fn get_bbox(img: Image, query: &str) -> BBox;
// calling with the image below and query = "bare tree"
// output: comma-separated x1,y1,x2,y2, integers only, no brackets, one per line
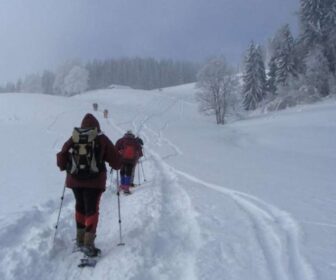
196,58,238,124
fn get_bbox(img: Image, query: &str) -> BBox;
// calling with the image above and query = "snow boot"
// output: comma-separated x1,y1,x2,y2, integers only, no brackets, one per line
120,185,131,194
76,228,85,247
83,232,101,257
120,175,126,185
119,176,131,193
123,176,132,194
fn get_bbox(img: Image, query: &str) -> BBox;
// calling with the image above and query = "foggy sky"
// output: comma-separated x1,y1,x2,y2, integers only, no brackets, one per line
0,0,299,84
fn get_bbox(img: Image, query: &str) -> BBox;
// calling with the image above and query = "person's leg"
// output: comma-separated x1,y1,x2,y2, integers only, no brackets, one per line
82,188,103,256
120,163,126,186
72,188,86,247
130,162,136,186
83,188,103,233
122,163,133,193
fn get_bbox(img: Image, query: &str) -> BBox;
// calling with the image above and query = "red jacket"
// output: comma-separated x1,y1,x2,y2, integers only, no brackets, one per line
57,114,122,191
115,133,143,164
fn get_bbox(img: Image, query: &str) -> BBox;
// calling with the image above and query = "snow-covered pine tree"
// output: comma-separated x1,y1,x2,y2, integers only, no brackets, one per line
274,25,298,87
4,82,16,93
15,79,22,92
242,42,267,110
300,0,324,45
41,70,55,95
325,0,336,74
300,0,336,74
21,74,42,93
267,56,277,96
305,47,330,96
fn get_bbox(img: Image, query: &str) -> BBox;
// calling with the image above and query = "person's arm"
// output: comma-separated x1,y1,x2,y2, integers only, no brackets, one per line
103,136,122,170
115,139,123,153
56,137,72,171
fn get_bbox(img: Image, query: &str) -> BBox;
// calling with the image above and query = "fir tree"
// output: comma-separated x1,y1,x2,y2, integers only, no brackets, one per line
41,70,55,94
274,25,298,86
267,56,277,96
305,47,330,96
300,0,336,74
242,42,267,110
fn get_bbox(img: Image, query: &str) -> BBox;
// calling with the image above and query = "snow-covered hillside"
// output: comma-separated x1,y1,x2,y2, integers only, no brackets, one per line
0,84,335,280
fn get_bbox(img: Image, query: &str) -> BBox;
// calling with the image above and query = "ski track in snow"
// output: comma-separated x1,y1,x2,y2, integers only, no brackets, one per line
175,170,315,280
130,98,316,280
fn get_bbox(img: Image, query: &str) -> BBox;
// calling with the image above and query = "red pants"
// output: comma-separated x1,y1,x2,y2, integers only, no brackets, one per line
72,188,102,233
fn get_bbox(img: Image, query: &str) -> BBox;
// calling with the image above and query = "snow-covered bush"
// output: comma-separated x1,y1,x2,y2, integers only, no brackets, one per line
263,76,321,112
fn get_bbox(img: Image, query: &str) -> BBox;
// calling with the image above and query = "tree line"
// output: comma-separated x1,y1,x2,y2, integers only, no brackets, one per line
0,57,199,95
197,0,336,124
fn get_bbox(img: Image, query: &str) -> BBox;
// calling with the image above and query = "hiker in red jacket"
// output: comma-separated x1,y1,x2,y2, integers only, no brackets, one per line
57,113,122,257
115,130,143,194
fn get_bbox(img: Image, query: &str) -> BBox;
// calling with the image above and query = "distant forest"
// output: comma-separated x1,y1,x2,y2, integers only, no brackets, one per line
86,58,199,90
0,57,199,95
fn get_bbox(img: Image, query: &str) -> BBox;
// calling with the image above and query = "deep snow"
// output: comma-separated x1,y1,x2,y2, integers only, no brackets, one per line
0,84,335,280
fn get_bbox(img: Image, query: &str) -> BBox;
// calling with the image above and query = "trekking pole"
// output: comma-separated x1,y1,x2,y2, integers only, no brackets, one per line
53,185,66,245
116,171,125,246
109,169,117,197
109,169,114,189
137,161,141,185
140,160,147,182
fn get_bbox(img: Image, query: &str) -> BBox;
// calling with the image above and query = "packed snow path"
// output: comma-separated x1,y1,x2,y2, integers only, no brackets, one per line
0,87,335,279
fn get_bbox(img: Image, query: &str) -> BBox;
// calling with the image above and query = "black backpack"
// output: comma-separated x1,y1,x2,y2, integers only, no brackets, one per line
67,127,104,179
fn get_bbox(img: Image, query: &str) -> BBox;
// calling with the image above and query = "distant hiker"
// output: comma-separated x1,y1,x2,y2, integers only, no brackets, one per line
116,130,143,194
93,103,98,111
56,113,122,257
103,109,108,119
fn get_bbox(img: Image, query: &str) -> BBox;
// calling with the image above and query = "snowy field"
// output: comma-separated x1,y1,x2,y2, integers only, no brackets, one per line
0,84,335,280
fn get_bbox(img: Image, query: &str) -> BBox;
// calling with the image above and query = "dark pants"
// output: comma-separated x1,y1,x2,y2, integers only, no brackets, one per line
120,162,134,177
120,162,136,186
72,188,102,233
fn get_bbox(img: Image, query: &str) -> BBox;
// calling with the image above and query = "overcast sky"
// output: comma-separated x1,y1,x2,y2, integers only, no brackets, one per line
0,0,299,84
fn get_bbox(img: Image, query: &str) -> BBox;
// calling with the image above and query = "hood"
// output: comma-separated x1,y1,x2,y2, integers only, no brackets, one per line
81,113,101,132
